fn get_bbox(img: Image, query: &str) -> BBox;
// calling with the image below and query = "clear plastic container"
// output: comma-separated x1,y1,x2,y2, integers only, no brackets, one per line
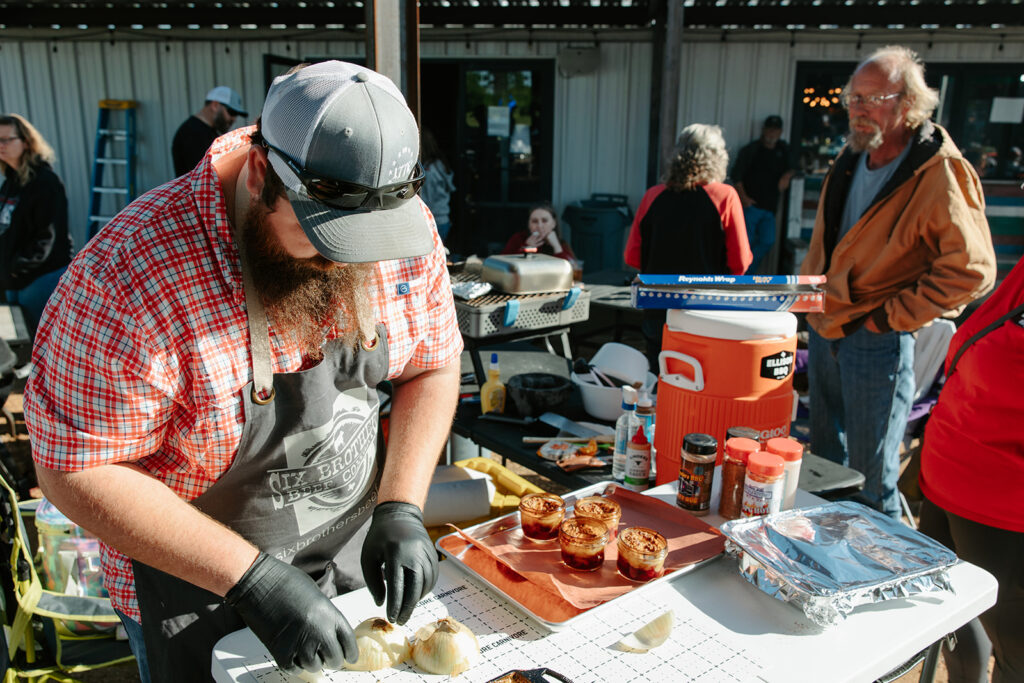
718,437,760,520
766,437,804,510
741,451,785,518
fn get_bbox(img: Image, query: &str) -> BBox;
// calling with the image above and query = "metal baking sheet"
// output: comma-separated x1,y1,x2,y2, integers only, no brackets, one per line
435,481,722,631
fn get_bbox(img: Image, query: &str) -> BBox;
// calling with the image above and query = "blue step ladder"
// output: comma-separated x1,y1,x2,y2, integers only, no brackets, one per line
87,99,138,241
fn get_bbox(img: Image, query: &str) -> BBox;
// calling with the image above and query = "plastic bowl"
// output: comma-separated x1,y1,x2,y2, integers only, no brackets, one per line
590,342,650,387
572,371,657,422
506,373,574,417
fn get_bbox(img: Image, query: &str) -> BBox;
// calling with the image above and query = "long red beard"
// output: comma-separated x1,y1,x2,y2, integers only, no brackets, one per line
241,201,376,357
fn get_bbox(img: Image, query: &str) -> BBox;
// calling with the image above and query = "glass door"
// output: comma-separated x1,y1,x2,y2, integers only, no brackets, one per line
423,60,554,258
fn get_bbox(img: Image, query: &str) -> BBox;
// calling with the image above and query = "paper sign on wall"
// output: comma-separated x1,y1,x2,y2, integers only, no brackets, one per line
487,106,510,137
989,97,1024,124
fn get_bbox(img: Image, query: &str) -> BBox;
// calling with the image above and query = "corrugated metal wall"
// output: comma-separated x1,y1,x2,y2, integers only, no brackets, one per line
1,33,1020,251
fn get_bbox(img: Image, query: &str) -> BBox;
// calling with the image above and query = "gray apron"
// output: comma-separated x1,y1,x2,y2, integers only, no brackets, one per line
132,256,389,682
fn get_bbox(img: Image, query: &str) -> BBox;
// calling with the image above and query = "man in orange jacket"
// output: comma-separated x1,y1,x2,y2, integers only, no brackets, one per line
800,45,995,519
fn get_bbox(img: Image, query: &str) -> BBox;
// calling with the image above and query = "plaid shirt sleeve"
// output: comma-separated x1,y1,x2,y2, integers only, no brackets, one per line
379,201,463,378
25,264,176,472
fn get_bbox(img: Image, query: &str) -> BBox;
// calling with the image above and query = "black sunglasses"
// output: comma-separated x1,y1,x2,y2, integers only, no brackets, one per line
265,142,424,211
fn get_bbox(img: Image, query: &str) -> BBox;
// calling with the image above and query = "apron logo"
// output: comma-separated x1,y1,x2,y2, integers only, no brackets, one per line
396,282,411,296
268,388,378,535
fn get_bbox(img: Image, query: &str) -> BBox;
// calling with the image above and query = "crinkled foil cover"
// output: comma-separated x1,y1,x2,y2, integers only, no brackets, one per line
720,502,958,627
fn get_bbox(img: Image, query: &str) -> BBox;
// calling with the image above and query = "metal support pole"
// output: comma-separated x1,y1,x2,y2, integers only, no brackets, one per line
365,0,421,121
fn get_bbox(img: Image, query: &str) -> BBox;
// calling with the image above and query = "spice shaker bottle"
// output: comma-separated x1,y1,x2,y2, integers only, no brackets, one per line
676,433,717,515
741,451,785,518
766,437,804,510
718,437,759,520
727,425,764,450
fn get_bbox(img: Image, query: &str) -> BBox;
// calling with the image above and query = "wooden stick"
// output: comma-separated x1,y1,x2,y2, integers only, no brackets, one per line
522,434,614,444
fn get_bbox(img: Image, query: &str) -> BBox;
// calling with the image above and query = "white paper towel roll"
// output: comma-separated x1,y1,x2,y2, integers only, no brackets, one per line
423,467,496,527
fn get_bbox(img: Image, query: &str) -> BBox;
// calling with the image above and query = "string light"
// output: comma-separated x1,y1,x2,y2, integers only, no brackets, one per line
803,87,842,108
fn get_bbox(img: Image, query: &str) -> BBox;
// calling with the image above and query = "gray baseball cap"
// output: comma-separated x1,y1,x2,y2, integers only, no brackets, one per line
206,86,248,116
261,60,432,263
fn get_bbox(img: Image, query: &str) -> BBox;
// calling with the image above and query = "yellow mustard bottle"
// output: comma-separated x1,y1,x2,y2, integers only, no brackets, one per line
480,352,506,414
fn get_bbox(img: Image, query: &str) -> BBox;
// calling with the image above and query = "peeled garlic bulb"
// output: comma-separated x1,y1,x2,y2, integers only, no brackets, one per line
412,617,480,676
615,610,674,653
343,617,411,672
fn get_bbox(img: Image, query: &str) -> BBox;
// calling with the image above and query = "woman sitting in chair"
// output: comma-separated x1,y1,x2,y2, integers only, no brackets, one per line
501,203,576,263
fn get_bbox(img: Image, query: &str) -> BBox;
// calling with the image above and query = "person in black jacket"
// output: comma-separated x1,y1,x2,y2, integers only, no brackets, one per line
0,113,72,336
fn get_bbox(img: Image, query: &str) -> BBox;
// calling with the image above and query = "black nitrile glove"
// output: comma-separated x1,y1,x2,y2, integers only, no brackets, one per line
360,501,439,625
225,552,357,674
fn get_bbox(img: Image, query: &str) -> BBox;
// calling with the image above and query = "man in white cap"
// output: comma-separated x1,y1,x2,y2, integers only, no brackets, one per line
25,62,461,682
171,85,248,176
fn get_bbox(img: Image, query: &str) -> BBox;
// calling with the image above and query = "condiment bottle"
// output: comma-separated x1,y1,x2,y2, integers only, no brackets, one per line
634,392,656,479
480,352,506,414
676,433,717,515
741,451,786,518
718,437,759,520
766,437,804,510
727,425,764,450
623,425,651,492
612,386,639,482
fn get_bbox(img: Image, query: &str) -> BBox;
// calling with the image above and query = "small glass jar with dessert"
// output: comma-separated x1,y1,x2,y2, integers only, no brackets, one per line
616,526,668,582
518,492,565,542
572,495,622,542
558,517,610,571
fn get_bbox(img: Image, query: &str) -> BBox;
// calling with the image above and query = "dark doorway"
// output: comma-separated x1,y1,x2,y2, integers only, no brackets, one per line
421,59,555,259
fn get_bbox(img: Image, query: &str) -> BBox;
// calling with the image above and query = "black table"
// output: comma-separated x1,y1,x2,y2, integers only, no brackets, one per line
452,396,864,498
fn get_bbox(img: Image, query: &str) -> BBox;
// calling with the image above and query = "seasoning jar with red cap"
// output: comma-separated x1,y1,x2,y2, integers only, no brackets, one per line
741,451,786,518
765,437,804,510
718,437,760,520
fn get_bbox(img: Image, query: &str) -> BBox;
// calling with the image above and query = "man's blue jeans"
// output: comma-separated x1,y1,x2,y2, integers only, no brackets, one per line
807,325,915,519
115,609,151,683
742,206,776,274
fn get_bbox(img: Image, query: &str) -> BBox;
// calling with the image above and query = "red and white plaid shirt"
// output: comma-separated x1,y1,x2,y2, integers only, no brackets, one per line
24,127,463,620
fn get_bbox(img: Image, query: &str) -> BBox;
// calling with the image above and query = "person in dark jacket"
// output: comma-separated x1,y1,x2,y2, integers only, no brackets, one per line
0,113,73,335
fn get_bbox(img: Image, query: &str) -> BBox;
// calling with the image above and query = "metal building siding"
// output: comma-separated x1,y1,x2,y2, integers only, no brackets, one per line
1,35,1020,252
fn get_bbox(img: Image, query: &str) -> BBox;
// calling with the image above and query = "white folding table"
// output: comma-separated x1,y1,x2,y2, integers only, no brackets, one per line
211,485,997,683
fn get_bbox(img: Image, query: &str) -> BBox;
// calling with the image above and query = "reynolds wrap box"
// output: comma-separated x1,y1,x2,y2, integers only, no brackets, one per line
630,274,826,313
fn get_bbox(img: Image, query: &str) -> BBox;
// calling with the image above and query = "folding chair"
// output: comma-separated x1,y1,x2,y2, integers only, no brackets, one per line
0,474,134,682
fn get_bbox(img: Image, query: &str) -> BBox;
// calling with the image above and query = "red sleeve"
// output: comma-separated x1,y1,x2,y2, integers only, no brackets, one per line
703,183,752,275
624,185,667,269
501,231,527,254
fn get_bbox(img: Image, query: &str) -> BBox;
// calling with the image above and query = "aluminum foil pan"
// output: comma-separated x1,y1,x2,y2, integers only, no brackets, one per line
720,502,958,627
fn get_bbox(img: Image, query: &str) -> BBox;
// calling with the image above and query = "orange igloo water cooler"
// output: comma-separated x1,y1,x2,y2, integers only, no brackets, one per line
654,309,797,486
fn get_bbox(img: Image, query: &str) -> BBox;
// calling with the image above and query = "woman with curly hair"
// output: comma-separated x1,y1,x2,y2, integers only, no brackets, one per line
0,113,72,335
624,123,752,365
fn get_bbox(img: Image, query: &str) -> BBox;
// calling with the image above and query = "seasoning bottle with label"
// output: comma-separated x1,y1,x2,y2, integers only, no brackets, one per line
727,425,764,451
766,437,804,510
623,425,651,492
676,433,717,515
480,353,506,414
718,437,760,520
612,386,639,482
634,392,656,479
741,451,786,518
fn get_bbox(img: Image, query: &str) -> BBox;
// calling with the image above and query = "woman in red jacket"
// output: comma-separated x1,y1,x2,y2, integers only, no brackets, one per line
501,203,576,262
918,255,1024,683
624,123,752,366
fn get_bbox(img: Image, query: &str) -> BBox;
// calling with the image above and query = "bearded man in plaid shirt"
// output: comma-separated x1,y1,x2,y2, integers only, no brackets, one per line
24,61,462,682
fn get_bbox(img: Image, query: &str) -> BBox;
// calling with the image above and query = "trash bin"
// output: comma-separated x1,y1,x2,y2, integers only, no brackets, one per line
562,193,633,274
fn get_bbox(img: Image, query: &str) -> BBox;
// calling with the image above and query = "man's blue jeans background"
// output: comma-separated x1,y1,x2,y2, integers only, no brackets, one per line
807,325,915,519
742,206,776,274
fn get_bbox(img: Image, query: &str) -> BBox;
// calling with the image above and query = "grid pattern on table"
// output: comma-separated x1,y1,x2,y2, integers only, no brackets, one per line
234,573,767,683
